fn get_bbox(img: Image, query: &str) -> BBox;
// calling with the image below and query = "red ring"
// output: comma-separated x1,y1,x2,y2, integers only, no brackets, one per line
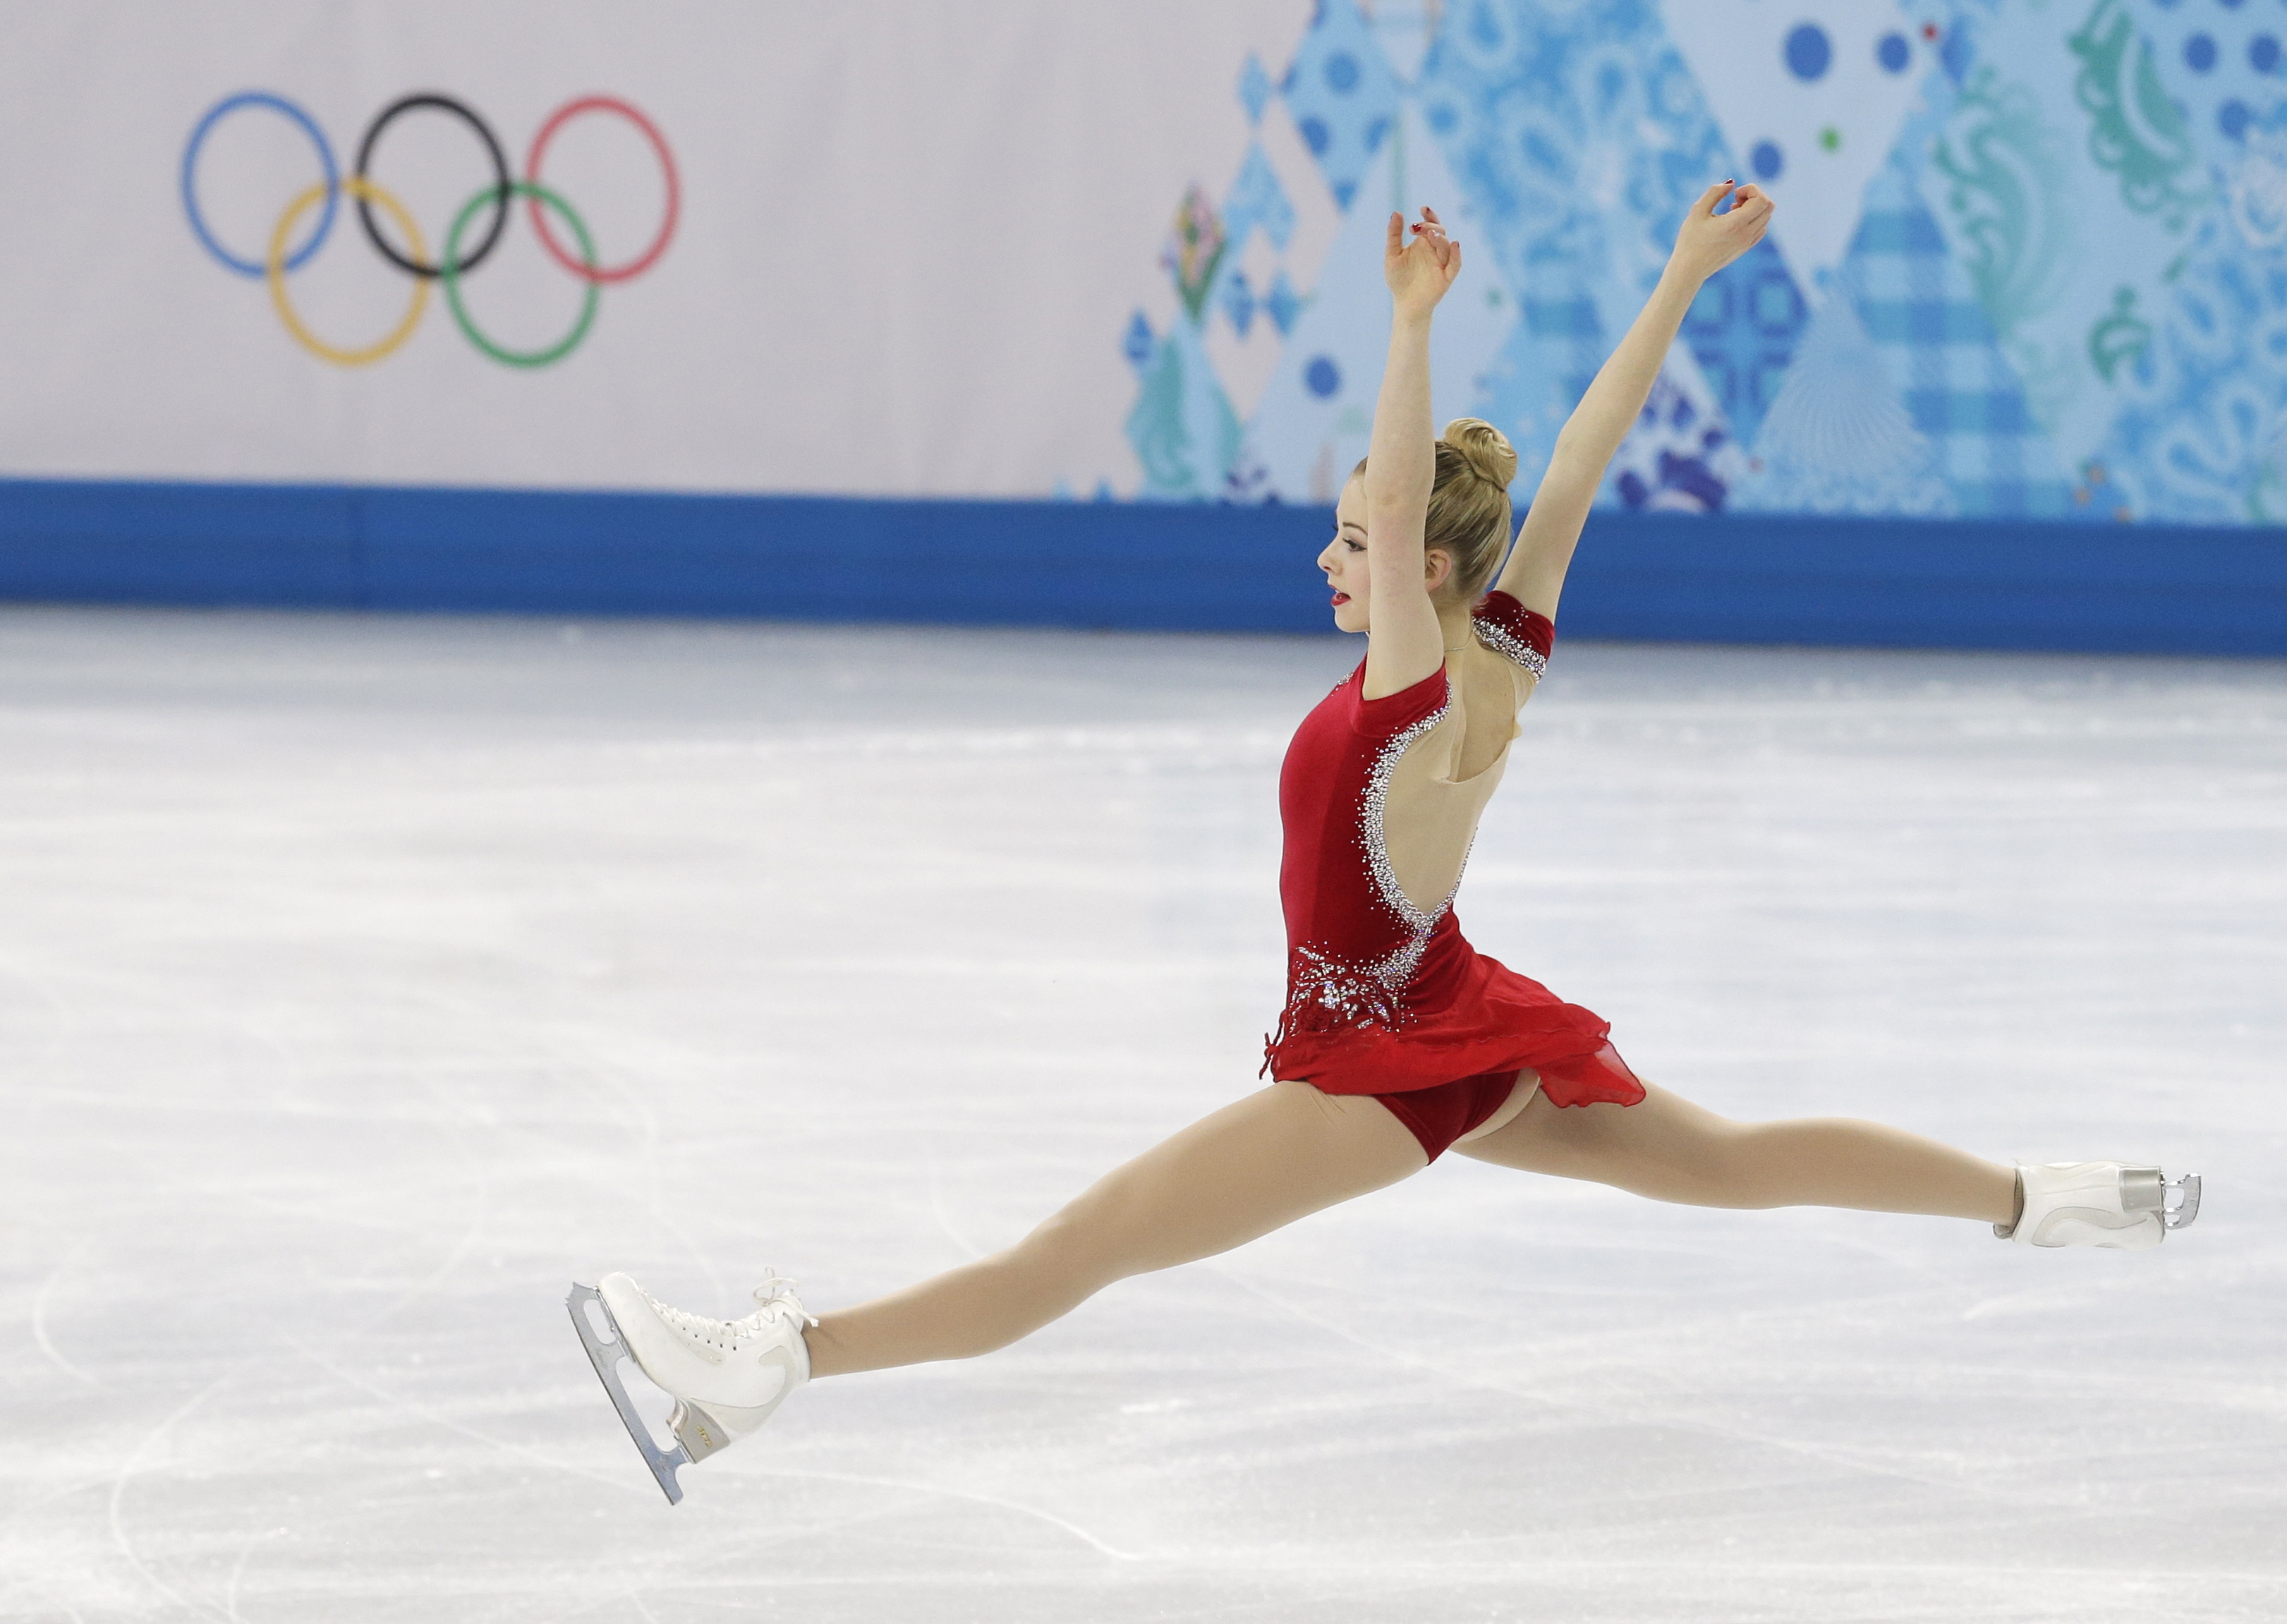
523,95,679,284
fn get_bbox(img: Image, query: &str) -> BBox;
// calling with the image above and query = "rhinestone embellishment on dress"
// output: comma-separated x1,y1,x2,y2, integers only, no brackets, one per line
1357,699,1456,960
1472,615,1548,677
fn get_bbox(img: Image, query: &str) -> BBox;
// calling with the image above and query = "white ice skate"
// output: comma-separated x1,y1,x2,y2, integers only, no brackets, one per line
566,1271,815,1503
1996,1162,2202,1249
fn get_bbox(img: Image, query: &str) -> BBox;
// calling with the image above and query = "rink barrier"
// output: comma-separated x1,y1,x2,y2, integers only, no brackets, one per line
0,478,2283,655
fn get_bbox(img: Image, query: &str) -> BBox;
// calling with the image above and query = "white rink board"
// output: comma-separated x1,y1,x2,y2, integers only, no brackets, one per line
0,612,2282,1622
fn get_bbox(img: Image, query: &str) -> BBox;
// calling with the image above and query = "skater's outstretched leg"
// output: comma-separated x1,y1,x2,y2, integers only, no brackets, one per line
1457,1080,2018,1223
576,1081,1420,1481
806,1079,1426,1376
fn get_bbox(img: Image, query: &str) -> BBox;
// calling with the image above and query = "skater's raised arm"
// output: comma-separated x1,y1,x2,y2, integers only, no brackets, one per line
1359,207,1463,701
1494,181,1772,620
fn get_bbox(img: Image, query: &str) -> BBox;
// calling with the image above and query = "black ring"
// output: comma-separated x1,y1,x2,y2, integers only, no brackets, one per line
352,92,511,280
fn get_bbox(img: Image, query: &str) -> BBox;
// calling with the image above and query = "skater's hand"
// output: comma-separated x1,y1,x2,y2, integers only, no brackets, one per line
1668,181,1773,285
1385,206,1461,320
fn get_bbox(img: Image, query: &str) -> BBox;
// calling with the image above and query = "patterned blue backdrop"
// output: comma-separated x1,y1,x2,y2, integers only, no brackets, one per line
1122,0,2287,529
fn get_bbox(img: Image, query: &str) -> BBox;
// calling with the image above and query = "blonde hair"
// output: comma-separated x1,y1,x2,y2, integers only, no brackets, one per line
1352,417,1518,603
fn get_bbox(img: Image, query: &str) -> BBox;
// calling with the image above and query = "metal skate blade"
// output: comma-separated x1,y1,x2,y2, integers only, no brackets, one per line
566,1283,691,1505
2165,1174,2202,1231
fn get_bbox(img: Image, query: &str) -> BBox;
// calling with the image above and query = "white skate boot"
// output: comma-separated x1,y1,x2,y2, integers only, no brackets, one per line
1996,1163,2202,1249
566,1271,815,1503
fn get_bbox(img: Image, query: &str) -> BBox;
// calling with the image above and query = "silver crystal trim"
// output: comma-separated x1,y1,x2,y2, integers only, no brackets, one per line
1287,940,1405,1029
1345,696,1469,1004
1472,614,1548,677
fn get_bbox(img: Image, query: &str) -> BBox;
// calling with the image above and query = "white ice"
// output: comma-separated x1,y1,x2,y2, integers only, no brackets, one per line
1,608,2282,1623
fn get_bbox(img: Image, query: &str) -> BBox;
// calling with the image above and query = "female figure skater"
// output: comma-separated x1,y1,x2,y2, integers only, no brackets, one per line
571,184,2198,1498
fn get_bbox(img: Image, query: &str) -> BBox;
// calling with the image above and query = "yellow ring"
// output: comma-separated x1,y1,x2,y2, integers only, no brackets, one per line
265,176,430,367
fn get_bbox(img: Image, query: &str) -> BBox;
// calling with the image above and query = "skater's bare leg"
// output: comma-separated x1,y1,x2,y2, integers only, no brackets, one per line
1459,1080,2015,1224
806,1080,1425,1378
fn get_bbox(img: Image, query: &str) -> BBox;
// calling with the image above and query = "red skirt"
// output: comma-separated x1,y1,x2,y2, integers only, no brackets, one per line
1264,916,1646,1108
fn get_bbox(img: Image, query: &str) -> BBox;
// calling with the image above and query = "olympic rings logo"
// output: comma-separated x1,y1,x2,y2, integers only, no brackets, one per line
181,90,679,369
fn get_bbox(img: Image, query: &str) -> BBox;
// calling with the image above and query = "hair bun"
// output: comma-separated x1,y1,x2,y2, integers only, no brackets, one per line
1440,417,1517,488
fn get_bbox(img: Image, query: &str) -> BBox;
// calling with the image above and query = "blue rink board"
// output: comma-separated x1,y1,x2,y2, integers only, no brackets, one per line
0,478,2282,655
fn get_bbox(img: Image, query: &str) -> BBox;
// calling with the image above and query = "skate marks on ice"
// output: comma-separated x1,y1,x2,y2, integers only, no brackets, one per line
0,611,2282,1622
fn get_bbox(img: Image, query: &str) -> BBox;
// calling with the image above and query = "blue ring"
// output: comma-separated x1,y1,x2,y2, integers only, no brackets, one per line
181,92,339,278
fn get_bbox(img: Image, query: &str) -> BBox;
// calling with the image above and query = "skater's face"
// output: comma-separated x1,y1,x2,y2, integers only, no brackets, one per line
1318,475,1451,634
1320,478,1373,634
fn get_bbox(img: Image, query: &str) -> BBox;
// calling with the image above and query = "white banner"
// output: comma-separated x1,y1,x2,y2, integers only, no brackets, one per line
0,0,1311,496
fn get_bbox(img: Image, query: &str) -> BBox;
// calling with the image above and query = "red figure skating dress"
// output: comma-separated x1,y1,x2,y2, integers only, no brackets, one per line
1264,592,1644,1156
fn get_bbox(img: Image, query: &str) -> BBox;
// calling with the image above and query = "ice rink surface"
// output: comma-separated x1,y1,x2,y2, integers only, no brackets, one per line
1,607,2282,1623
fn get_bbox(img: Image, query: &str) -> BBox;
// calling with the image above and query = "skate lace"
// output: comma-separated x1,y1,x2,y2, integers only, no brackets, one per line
644,1269,816,1350
750,1270,820,1329
648,1297,753,1347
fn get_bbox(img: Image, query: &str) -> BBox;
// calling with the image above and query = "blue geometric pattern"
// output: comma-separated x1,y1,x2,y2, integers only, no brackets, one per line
1610,373,1735,513
1263,272,1304,337
1127,322,1240,501
1472,277,1608,490
1282,0,1403,210
1730,292,1955,518
2085,0,2287,520
2095,214,2287,522
2128,0,2287,164
1116,0,2287,526
1844,157,2076,518
1682,238,1809,453
1237,54,1274,127
1222,145,1294,255
1415,0,1735,496
1122,310,1153,368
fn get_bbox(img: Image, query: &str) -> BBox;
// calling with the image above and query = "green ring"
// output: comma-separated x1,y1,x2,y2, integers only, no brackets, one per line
441,180,599,368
